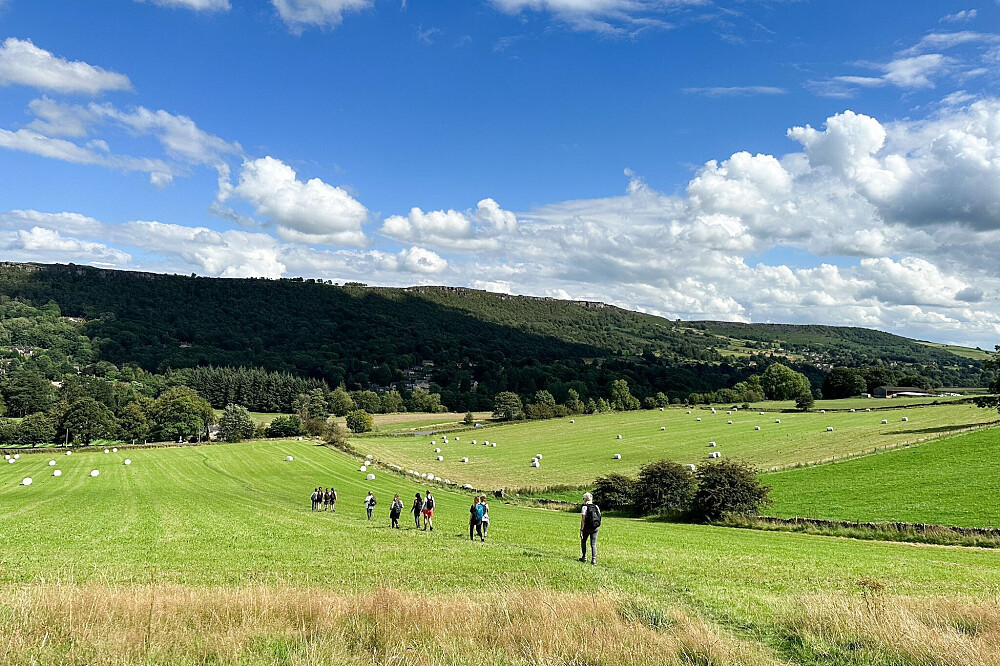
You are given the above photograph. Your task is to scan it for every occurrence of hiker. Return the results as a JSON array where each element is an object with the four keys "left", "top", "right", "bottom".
[
  {"left": 310, "top": 487, "right": 321, "bottom": 511},
  {"left": 328, "top": 486, "right": 337, "bottom": 512},
  {"left": 364, "top": 491, "right": 377, "bottom": 520},
  {"left": 422, "top": 490, "right": 435, "bottom": 531},
  {"left": 469, "top": 496, "right": 484, "bottom": 541},
  {"left": 322, "top": 487, "right": 331, "bottom": 511},
  {"left": 390, "top": 494, "right": 403, "bottom": 529},
  {"left": 480, "top": 494, "right": 490, "bottom": 540},
  {"left": 579, "top": 492, "right": 601, "bottom": 565},
  {"left": 412, "top": 493, "right": 423, "bottom": 528}
]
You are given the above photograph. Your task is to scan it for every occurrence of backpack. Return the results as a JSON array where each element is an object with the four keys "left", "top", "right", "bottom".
[
  {"left": 584, "top": 504, "right": 602, "bottom": 531},
  {"left": 426, "top": 495, "right": 435, "bottom": 510}
]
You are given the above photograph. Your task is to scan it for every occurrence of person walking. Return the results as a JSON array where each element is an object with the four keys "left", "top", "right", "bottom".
[
  {"left": 310, "top": 487, "right": 320, "bottom": 511},
  {"left": 364, "top": 491, "right": 377, "bottom": 520},
  {"left": 390, "top": 494, "right": 403, "bottom": 529},
  {"left": 322, "top": 487, "right": 331, "bottom": 511},
  {"left": 328, "top": 486, "right": 337, "bottom": 512},
  {"left": 422, "top": 491, "right": 435, "bottom": 531},
  {"left": 579, "top": 492, "right": 601, "bottom": 565},
  {"left": 469, "top": 496, "right": 485, "bottom": 541},
  {"left": 479, "top": 495, "right": 490, "bottom": 540},
  {"left": 411, "top": 493, "right": 423, "bottom": 528}
]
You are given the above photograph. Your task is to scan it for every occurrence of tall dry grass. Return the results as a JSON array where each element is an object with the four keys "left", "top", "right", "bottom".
[
  {"left": 0, "top": 584, "right": 779, "bottom": 665},
  {"left": 778, "top": 583, "right": 1000, "bottom": 665}
]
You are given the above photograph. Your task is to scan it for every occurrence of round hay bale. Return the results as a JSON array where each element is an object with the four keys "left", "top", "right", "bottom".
[
  {"left": 53, "top": 470, "right": 62, "bottom": 477},
  {"left": 708, "top": 441, "right": 717, "bottom": 447},
  {"left": 728, "top": 420, "right": 733, "bottom": 424},
  {"left": 455, "top": 437, "right": 460, "bottom": 441},
  {"left": 754, "top": 426, "right": 761, "bottom": 431},
  {"left": 531, "top": 460, "right": 540, "bottom": 468},
  {"left": 617, "top": 434, "right": 622, "bottom": 439},
  {"left": 759, "top": 412, "right": 765, "bottom": 416},
  {"left": 881, "top": 419, "right": 888, "bottom": 424},
  {"left": 434, "top": 476, "right": 441, "bottom": 482},
  {"left": 360, "top": 465, "right": 367, "bottom": 472},
  {"left": 48, "top": 460, "right": 55, "bottom": 466},
  {"left": 660, "top": 426, "right": 666, "bottom": 431},
  {"left": 112, "top": 448, "right": 118, "bottom": 452},
  {"left": 696, "top": 417, "right": 702, "bottom": 422},
  {"left": 902, "top": 417, "right": 909, "bottom": 422},
  {"left": 104, "top": 449, "right": 110, "bottom": 454},
  {"left": 826, "top": 427, "right": 834, "bottom": 432},
  {"left": 90, "top": 470, "right": 100, "bottom": 477},
  {"left": 6, "top": 459, "right": 13, "bottom": 465},
  {"left": 434, "top": 448, "right": 441, "bottom": 453},
  {"left": 775, "top": 419, "right": 781, "bottom": 424},
  {"left": 436, "top": 456, "right": 443, "bottom": 461},
  {"left": 2, "top": 454, "right": 8, "bottom": 460},
  {"left": 685, "top": 464, "right": 696, "bottom": 472},
  {"left": 491, "top": 443, "right": 496, "bottom": 447},
  {"left": 66, "top": 451, "right": 72, "bottom": 456},
  {"left": 21, "top": 477, "right": 32, "bottom": 486},
  {"left": 613, "top": 453, "right": 621, "bottom": 459},
  {"left": 124, "top": 459, "right": 131, "bottom": 465},
  {"left": 461, "top": 457, "right": 469, "bottom": 463},
  {"left": 366, "top": 454, "right": 373, "bottom": 460},
  {"left": 366, "top": 473, "right": 375, "bottom": 481},
  {"left": 570, "top": 419, "right": 575, "bottom": 423},
  {"left": 285, "top": 456, "right": 294, "bottom": 462},
  {"left": 472, "top": 440, "right": 477, "bottom": 444},
  {"left": 536, "top": 454, "right": 543, "bottom": 459},
  {"left": 13, "top": 454, "right": 19, "bottom": 460}
]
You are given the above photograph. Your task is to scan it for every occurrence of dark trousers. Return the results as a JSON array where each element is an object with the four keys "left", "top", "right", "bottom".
[
  {"left": 391, "top": 514, "right": 399, "bottom": 528},
  {"left": 470, "top": 520, "right": 482, "bottom": 540},
  {"left": 366, "top": 507, "right": 373, "bottom": 520},
  {"left": 581, "top": 529, "right": 599, "bottom": 562},
  {"left": 481, "top": 521, "right": 489, "bottom": 538},
  {"left": 413, "top": 512, "right": 421, "bottom": 527}
]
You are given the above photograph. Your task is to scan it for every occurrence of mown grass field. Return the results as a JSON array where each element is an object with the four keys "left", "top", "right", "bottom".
[
  {"left": 765, "top": 427, "right": 1000, "bottom": 527},
  {"left": 349, "top": 404, "right": 998, "bottom": 491},
  {"left": 4, "top": 436, "right": 1000, "bottom": 663},
  {"left": 240, "top": 411, "right": 492, "bottom": 432},
  {"left": 755, "top": 394, "right": 972, "bottom": 411}
]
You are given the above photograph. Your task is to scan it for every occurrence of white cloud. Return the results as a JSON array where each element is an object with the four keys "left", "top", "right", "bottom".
[
  {"left": 0, "top": 210, "right": 103, "bottom": 236},
  {"left": 0, "top": 227, "right": 130, "bottom": 265},
  {"left": 0, "top": 38, "right": 131, "bottom": 95},
  {"left": 380, "top": 198, "right": 517, "bottom": 250},
  {"left": 220, "top": 156, "right": 369, "bottom": 246},
  {"left": 135, "top": 0, "right": 231, "bottom": 10},
  {"left": 941, "top": 9, "right": 977, "bottom": 23},
  {"left": 271, "top": 0, "right": 372, "bottom": 31},
  {"left": 683, "top": 86, "right": 787, "bottom": 97},
  {"left": 832, "top": 54, "right": 954, "bottom": 90},
  {"left": 488, "top": 0, "right": 692, "bottom": 34}
]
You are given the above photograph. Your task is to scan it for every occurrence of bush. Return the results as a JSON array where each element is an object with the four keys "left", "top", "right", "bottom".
[
  {"left": 691, "top": 459, "right": 771, "bottom": 521},
  {"left": 634, "top": 460, "right": 696, "bottom": 516},
  {"left": 345, "top": 409, "right": 374, "bottom": 433},
  {"left": 218, "top": 404, "right": 256, "bottom": 442},
  {"left": 592, "top": 474, "right": 638, "bottom": 511},
  {"left": 463, "top": 412, "right": 474, "bottom": 425},
  {"left": 321, "top": 418, "right": 350, "bottom": 448},
  {"left": 265, "top": 415, "right": 302, "bottom": 438}
]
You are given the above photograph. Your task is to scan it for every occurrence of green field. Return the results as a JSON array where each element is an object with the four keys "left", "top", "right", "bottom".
[
  {"left": 348, "top": 404, "right": 998, "bottom": 491},
  {"left": 915, "top": 340, "right": 995, "bottom": 361},
  {"left": 239, "top": 411, "right": 493, "bottom": 433},
  {"left": 4, "top": 433, "right": 1000, "bottom": 663},
  {"left": 765, "top": 427, "right": 1000, "bottom": 527},
  {"left": 755, "top": 394, "right": 972, "bottom": 411}
]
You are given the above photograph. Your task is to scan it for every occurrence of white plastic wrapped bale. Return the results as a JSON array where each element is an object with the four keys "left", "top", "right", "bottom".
[
  {"left": 472, "top": 440, "right": 477, "bottom": 445},
  {"left": 366, "top": 474, "right": 375, "bottom": 481},
  {"left": 6, "top": 459, "right": 12, "bottom": 465},
  {"left": 686, "top": 410, "right": 691, "bottom": 414},
  {"left": 53, "top": 470, "right": 62, "bottom": 476},
  {"left": 434, "top": 476, "right": 441, "bottom": 482},
  {"left": 759, "top": 412, "right": 765, "bottom": 416},
  {"left": 454, "top": 437, "right": 459, "bottom": 441},
  {"left": 461, "top": 457, "right": 469, "bottom": 463},
  {"left": 866, "top": 408, "right": 871, "bottom": 412},
  {"left": 613, "top": 453, "right": 621, "bottom": 459},
  {"left": 902, "top": 417, "right": 909, "bottom": 422},
  {"left": 820, "top": 410, "right": 825, "bottom": 414},
  {"left": 3, "top": 455, "right": 8, "bottom": 460},
  {"left": 685, "top": 464, "right": 696, "bottom": 472},
  {"left": 850, "top": 409, "right": 856, "bottom": 413},
  {"left": 443, "top": 479, "right": 450, "bottom": 484},
  {"left": 436, "top": 456, "right": 443, "bottom": 461},
  {"left": 708, "top": 452, "right": 721, "bottom": 459},
  {"left": 755, "top": 426, "right": 761, "bottom": 431},
  {"left": 104, "top": 449, "right": 110, "bottom": 454},
  {"left": 775, "top": 419, "right": 781, "bottom": 424},
  {"left": 708, "top": 441, "right": 717, "bottom": 447},
  {"left": 659, "top": 407, "right": 664, "bottom": 411},
  {"left": 66, "top": 451, "right": 72, "bottom": 456},
  {"left": 531, "top": 460, "right": 540, "bottom": 468},
  {"left": 48, "top": 460, "right": 55, "bottom": 466},
  {"left": 484, "top": 441, "right": 490, "bottom": 446},
  {"left": 463, "top": 484, "right": 473, "bottom": 489},
  {"left": 570, "top": 419, "right": 575, "bottom": 423},
  {"left": 728, "top": 420, "right": 733, "bottom": 424},
  {"left": 660, "top": 426, "right": 666, "bottom": 431},
  {"left": 826, "top": 427, "right": 834, "bottom": 432},
  {"left": 535, "top": 454, "right": 543, "bottom": 460},
  {"left": 366, "top": 454, "right": 373, "bottom": 460},
  {"left": 491, "top": 443, "right": 496, "bottom": 447},
  {"left": 285, "top": 456, "right": 294, "bottom": 462},
  {"left": 431, "top": 440, "right": 437, "bottom": 445},
  {"left": 90, "top": 470, "right": 100, "bottom": 477},
  {"left": 360, "top": 465, "right": 367, "bottom": 472},
  {"left": 434, "top": 448, "right": 441, "bottom": 453},
  {"left": 696, "top": 417, "right": 702, "bottom": 422},
  {"left": 112, "top": 447, "right": 118, "bottom": 452},
  {"left": 881, "top": 419, "right": 888, "bottom": 424},
  {"left": 13, "top": 454, "right": 19, "bottom": 459},
  {"left": 617, "top": 434, "right": 622, "bottom": 439},
  {"left": 123, "top": 459, "right": 131, "bottom": 465},
  {"left": 21, "top": 477, "right": 32, "bottom": 486}
]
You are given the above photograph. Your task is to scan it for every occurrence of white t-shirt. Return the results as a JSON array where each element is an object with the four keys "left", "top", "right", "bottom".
[{"left": 365, "top": 495, "right": 376, "bottom": 508}]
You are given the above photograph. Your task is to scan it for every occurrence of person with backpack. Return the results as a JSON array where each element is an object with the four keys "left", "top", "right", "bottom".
[
  {"left": 479, "top": 495, "right": 490, "bottom": 540},
  {"left": 579, "top": 492, "right": 601, "bottom": 565},
  {"left": 422, "top": 490, "right": 435, "bottom": 531},
  {"left": 322, "top": 488, "right": 331, "bottom": 511},
  {"left": 389, "top": 494, "right": 403, "bottom": 528},
  {"left": 310, "top": 487, "right": 321, "bottom": 511},
  {"left": 469, "top": 496, "right": 484, "bottom": 541},
  {"left": 328, "top": 486, "right": 338, "bottom": 512},
  {"left": 411, "top": 493, "right": 423, "bottom": 528},
  {"left": 364, "top": 491, "right": 377, "bottom": 520}
]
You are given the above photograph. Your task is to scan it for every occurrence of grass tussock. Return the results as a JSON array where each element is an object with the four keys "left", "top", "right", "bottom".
[
  {"left": 0, "top": 584, "right": 779, "bottom": 666},
  {"left": 779, "top": 586, "right": 1000, "bottom": 665}
]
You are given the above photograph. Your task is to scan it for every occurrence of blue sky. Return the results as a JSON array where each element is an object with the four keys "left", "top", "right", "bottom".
[{"left": 1, "top": 0, "right": 999, "bottom": 347}]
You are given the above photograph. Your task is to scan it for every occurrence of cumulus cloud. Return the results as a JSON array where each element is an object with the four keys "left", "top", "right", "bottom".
[
  {"left": 380, "top": 198, "right": 517, "bottom": 250},
  {"left": 0, "top": 227, "right": 131, "bottom": 265},
  {"left": 135, "top": 0, "right": 231, "bottom": 10},
  {"left": 941, "top": 9, "right": 977, "bottom": 23},
  {"left": 0, "top": 38, "right": 131, "bottom": 95},
  {"left": 271, "top": 0, "right": 372, "bottom": 31},
  {"left": 219, "top": 156, "right": 369, "bottom": 246}
]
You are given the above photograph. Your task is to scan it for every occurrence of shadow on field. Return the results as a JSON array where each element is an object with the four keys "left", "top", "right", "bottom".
[{"left": 884, "top": 423, "right": 995, "bottom": 437}]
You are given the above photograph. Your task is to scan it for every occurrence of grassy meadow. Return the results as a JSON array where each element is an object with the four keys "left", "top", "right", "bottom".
[
  {"left": 765, "top": 427, "right": 1000, "bottom": 527},
  {"left": 4, "top": 436, "right": 1000, "bottom": 663},
  {"left": 349, "top": 403, "right": 998, "bottom": 491}
]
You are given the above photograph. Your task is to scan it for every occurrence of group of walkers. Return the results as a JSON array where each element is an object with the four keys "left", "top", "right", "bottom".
[
  {"left": 306, "top": 485, "right": 601, "bottom": 564},
  {"left": 310, "top": 487, "right": 337, "bottom": 511}
]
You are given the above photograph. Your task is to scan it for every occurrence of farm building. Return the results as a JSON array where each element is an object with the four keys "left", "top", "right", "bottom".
[{"left": 873, "top": 386, "right": 932, "bottom": 399}]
